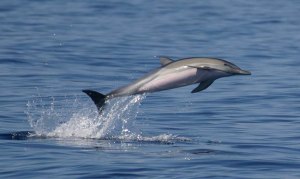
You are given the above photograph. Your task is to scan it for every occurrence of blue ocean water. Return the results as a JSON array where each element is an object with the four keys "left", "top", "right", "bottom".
[{"left": 1, "top": 0, "right": 300, "bottom": 178}]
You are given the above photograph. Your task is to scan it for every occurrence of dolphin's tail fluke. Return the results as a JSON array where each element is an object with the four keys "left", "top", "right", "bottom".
[{"left": 82, "top": 90, "right": 107, "bottom": 113}]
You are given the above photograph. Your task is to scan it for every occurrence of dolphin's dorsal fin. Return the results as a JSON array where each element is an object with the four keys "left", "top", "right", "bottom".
[
  {"left": 191, "top": 79, "right": 215, "bottom": 93},
  {"left": 159, "top": 56, "right": 173, "bottom": 66}
]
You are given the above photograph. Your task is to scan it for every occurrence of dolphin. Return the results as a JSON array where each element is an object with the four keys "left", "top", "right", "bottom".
[{"left": 83, "top": 57, "right": 251, "bottom": 112}]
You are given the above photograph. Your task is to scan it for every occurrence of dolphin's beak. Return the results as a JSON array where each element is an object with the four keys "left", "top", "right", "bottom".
[{"left": 235, "top": 69, "right": 251, "bottom": 75}]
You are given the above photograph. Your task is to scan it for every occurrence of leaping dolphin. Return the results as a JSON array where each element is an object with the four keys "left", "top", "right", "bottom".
[{"left": 83, "top": 57, "right": 251, "bottom": 112}]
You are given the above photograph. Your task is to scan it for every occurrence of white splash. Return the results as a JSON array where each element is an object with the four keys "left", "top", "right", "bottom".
[
  {"left": 26, "top": 93, "right": 145, "bottom": 139},
  {"left": 26, "top": 92, "right": 191, "bottom": 144}
]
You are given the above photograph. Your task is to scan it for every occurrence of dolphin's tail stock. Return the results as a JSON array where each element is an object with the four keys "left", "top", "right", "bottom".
[{"left": 82, "top": 90, "right": 107, "bottom": 113}]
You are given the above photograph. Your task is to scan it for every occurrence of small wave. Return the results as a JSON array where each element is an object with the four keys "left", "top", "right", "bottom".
[
  {"left": 0, "top": 131, "right": 191, "bottom": 148},
  {"left": 0, "top": 131, "right": 34, "bottom": 140},
  {"left": 110, "top": 133, "right": 191, "bottom": 144}
]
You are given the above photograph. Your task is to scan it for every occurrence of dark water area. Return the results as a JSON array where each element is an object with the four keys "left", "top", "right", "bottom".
[{"left": 1, "top": 0, "right": 300, "bottom": 178}]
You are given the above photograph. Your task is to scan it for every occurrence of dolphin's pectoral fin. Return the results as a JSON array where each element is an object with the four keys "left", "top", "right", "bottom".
[
  {"left": 159, "top": 56, "right": 173, "bottom": 66},
  {"left": 191, "top": 80, "right": 215, "bottom": 93},
  {"left": 82, "top": 90, "right": 107, "bottom": 113}
]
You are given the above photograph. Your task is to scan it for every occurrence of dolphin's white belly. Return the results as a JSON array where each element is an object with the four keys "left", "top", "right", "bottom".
[{"left": 138, "top": 68, "right": 213, "bottom": 93}]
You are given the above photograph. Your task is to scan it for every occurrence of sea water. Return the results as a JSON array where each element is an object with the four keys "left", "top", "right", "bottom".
[{"left": 1, "top": 0, "right": 300, "bottom": 178}]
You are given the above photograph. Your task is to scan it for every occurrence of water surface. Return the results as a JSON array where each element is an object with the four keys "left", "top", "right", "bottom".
[{"left": 1, "top": 0, "right": 300, "bottom": 178}]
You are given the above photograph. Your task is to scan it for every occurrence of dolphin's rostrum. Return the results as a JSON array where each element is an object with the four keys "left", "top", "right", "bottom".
[{"left": 83, "top": 57, "right": 251, "bottom": 112}]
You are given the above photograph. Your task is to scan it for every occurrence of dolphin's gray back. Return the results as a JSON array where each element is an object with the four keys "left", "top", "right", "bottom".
[{"left": 165, "top": 58, "right": 228, "bottom": 69}]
